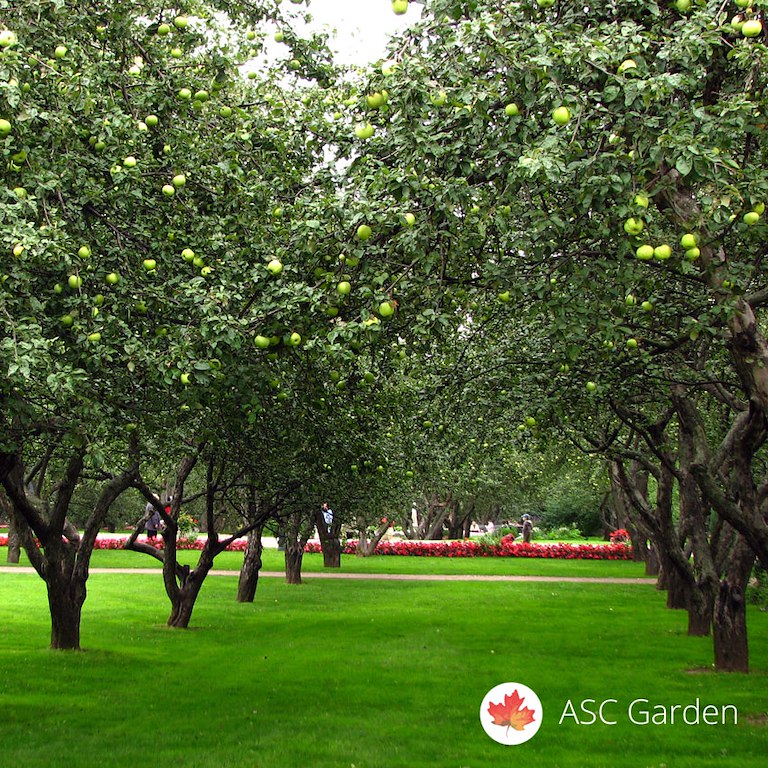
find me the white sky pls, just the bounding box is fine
[296,0,421,65]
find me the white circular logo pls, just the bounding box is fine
[479,682,543,745]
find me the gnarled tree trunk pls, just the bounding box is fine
[713,537,755,673]
[237,525,264,603]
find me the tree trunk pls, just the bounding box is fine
[6,514,21,564]
[321,536,342,568]
[687,584,714,637]
[237,526,264,603]
[713,539,754,672]
[285,544,304,584]
[644,544,660,576]
[314,509,342,568]
[167,585,203,629]
[662,563,689,609]
[46,567,84,651]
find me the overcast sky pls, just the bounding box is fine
[296,0,421,65]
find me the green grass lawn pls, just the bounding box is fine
[2,546,652,578]
[0,569,765,768]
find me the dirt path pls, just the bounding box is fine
[0,566,654,584]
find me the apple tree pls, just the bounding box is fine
[0,0,349,647]
[347,0,768,670]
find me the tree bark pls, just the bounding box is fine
[237,525,264,603]
[285,543,304,584]
[46,556,84,650]
[314,509,342,568]
[356,517,390,557]
[713,538,755,673]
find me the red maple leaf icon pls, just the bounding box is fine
[487,688,537,733]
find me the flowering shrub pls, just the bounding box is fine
[609,528,631,544]
[0,534,632,560]
[304,537,632,560]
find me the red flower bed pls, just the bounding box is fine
[0,534,631,560]
[304,537,632,560]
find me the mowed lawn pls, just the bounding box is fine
[0,564,766,768]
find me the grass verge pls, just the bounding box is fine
[0,571,765,767]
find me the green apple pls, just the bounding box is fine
[392,0,409,14]
[68,274,83,289]
[0,119,12,137]
[192,255,205,268]
[254,335,270,349]
[60,314,75,328]
[54,44,68,59]
[430,90,447,106]
[13,187,27,198]
[504,103,519,116]
[273,31,284,42]
[623,217,644,235]
[78,245,91,258]
[142,258,157,272]
[403,212,416,227]
[743,210,760,225]
[680,233,697,249]
[174,16,188,29]
[337,280,352,295]
[200,266,213,277]
[742,19,763,37]
[180,372,192,385]
[178,87,192,100]
[287,331,302,346]
[641,300,653,312]
[172,173,186,188]
[684,247,701,260]
[0,30,18,48]
[633,193,649,208]
[356,224,372,241]
[194,90,209,102]
[105,272,120,285]
[653,244,672,260]
[585,381,597,392]
[552,106,571,125]
[267,258,283,275]
[288,58,301,70]
[219,105,233,118]
[675,0,691,11]
[378,300,395,317]
[354,122,375,139]
[617,59,637,74]
[157,23,171,36]
[366,92,386,108]
[162,184,176,197]
[181,248,195,262]
[12,243,24,257]
[537,0,555,6]
[123,155,137,168]
[87,332,101,343]
[753,202,765,214]
[626,338,639,350]
[498,290,511,302]
[635,244,654,260]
